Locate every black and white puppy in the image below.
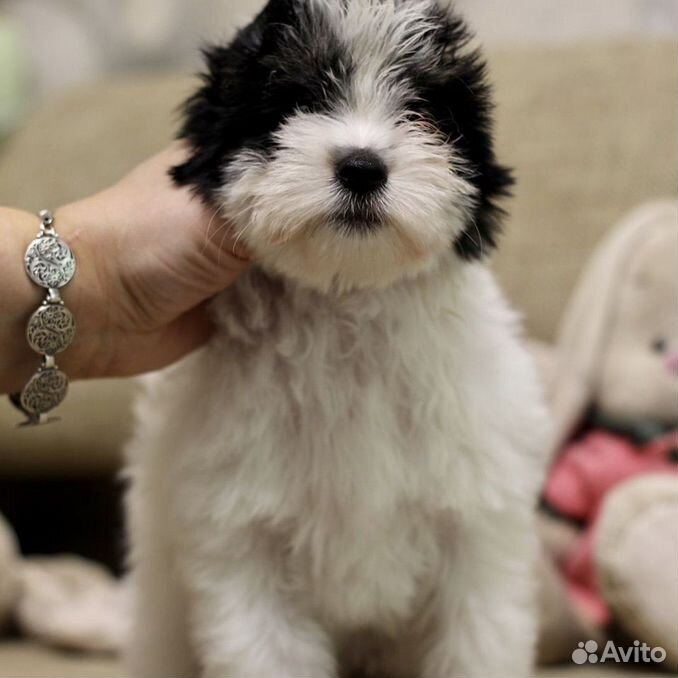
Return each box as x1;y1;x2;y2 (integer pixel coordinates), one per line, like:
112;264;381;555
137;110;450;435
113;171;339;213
125;1;549;676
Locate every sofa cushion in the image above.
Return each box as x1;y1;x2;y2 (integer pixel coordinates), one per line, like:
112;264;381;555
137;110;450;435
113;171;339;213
491;40;677;341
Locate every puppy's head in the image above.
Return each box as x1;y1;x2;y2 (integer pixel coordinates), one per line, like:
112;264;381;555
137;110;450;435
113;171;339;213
172;0;512;291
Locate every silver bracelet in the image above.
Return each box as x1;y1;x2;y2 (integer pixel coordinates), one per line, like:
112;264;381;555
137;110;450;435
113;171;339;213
10;210;77;426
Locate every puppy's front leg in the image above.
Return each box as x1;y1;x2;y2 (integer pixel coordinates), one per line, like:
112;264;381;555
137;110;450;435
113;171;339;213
184;532;336;678
422;510;539;678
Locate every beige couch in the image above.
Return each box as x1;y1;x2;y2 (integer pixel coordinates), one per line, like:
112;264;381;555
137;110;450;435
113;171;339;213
0;38;674;677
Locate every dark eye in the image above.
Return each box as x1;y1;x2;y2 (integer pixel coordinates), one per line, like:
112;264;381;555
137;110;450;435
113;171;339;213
652;338;667;353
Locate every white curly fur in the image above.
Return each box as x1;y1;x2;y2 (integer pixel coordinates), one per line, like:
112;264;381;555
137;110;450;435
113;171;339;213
125;256;549;677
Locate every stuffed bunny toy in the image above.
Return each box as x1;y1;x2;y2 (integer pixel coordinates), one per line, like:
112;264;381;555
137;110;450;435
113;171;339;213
537;201;678;669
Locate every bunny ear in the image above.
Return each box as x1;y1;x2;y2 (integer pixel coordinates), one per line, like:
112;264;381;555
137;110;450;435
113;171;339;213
548;200;678;458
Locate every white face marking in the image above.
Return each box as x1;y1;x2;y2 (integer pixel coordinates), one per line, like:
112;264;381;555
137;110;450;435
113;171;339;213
219;0;478;292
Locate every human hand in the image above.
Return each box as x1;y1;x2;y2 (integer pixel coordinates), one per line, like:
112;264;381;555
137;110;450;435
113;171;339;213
1;144;249;392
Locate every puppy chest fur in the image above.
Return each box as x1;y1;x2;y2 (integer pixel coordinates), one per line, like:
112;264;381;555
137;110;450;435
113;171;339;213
126;260;548;677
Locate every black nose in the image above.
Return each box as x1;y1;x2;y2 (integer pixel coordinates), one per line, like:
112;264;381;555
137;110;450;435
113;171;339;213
335;149;388;195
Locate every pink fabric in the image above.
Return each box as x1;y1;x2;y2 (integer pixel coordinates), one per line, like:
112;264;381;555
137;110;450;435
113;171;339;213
544;430;678;625
665;350;678;375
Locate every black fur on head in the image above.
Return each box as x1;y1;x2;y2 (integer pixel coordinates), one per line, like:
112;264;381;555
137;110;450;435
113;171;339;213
171;0;512;262
412;2;514;259
171;0;352;196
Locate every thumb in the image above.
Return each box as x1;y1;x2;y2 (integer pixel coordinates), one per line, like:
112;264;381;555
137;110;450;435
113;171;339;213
189;210;251;297
163;210;252;318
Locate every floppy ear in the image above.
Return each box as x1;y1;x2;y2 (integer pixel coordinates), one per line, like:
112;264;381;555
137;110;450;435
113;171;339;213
414;2;513;260
170;0;325;201
549;200;678;458
169;0;285;198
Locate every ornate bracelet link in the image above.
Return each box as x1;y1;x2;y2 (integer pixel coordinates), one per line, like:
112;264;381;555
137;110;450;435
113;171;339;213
10;210;76;426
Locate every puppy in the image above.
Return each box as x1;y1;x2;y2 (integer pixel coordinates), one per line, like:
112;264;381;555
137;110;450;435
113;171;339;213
125;1;550;676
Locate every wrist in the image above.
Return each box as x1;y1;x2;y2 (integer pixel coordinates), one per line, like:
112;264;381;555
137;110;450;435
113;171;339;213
0;204;111;394
51;200;114;381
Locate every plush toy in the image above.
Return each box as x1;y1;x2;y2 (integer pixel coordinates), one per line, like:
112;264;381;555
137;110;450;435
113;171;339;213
537;200;678;669
0;510;125;653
